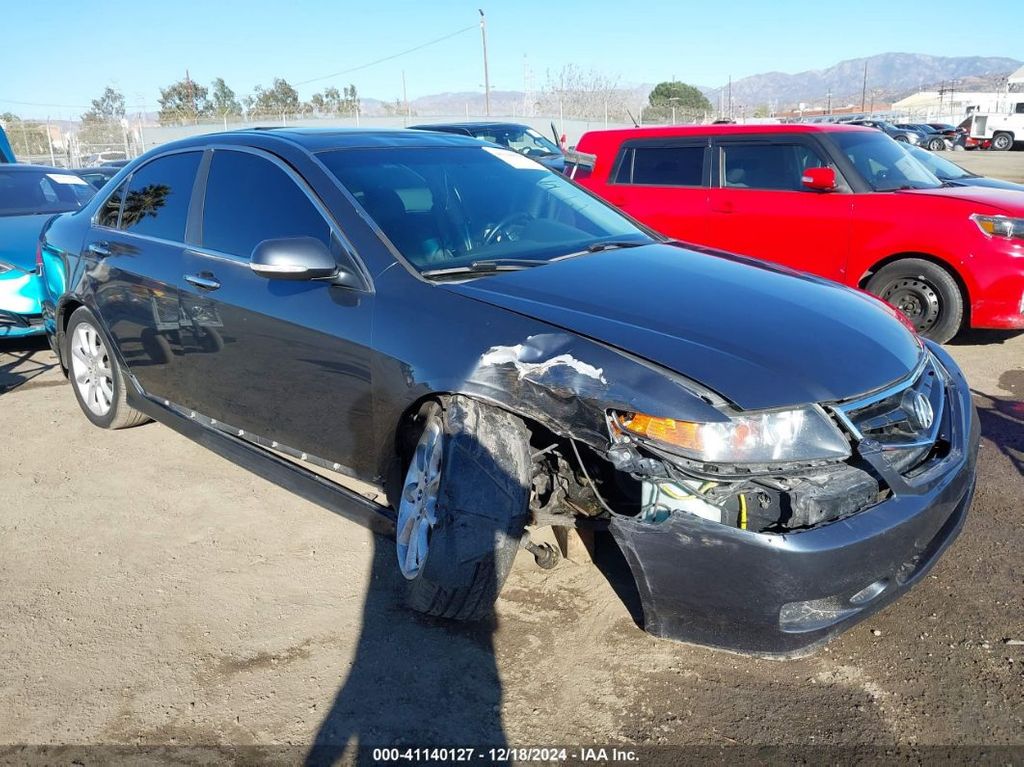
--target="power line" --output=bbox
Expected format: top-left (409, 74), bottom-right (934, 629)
top-left (294, 24), bottom-right (476, 86)
top-left (2, 20), bottom-right (480, 114)
top-left (0, 97), bottom-right (94, 108)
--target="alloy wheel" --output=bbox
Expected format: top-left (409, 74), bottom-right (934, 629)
top-left (70, 323), bottom-right (114, 417)
top-left (396, 414), bottom-right (443, 579)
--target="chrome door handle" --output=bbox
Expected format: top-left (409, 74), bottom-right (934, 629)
top-left (184, 273), bottom-right (221, 291)
top-left (87, 241), bottom-right (111, 257)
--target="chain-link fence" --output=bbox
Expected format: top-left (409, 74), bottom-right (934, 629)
top-left (3, 105), bottom-right (981, 170)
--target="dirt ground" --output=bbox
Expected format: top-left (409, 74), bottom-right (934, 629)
top-left (948, 148), bottom-right (1024, 182)
top-left (1, 319), bottom-right (1023, 763)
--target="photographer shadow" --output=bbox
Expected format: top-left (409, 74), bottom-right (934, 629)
top-left (305, 534), bottom-right (508, 766)
top-left (306, 396), bottom-right (511, 766)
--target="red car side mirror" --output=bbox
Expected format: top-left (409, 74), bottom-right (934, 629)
top-left (801, 167), bottom-right (838, 192)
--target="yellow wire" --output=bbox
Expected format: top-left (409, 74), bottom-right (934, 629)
top-left (739, 494), bottom-right (747, 530)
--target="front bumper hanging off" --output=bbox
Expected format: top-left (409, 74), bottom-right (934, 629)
top-left (609, 347), bottom-right (980, 657)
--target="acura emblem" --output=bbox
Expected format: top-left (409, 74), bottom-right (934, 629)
top-left (902, 390), bottom-right (934, 431)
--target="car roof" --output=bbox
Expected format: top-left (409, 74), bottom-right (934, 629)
top-left (579, 122), bottom-right (875, 144)
top-left (410, 121), bottom-right (532, 132)
top-left (154, 127), bottom-right (488, 155)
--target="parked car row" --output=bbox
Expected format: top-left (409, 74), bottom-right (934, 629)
top-left (0, 164), bottom-right (95, 337)
top-left (28, 125), bottom-right (984, 656)
top-left (572, 123), bottom-right (1024, 343)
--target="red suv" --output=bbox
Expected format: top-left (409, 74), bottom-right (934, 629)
top-left (575, 124), bottom-right (1024, 342)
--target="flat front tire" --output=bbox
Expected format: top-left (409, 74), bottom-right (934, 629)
top-left (398, 396), bottom-right (531, 622)
top-left (866, 259), bottom-right (964, 344)
top-left (65, 306), bottom-right (150, 430)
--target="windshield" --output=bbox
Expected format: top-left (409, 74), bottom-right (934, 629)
top-left (469, 126), bottom-right (561, 158)
top-left (903, 144), bottom-right (973, 180)
top-left (829, 131), bottom-right (942, 191)
top-left (320, 146), bottom-right (650, 273)
top-left (0, 169), bottom-right (96, 216)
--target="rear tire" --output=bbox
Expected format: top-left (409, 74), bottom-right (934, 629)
top-left (66, 306), bottom-right (150, 429)
top-left (866, 259), bottom-right (964, 344)
top-left (991, 132), bottom-right (1014, 151)
top-left (398, 396), bottom-right (531, 622)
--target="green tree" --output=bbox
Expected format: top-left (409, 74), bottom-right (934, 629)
top-left (246, 78), bottom-right (301, 117)
top-left (158, 77), bottom-right (211, 125)
top-left (307, 83), bottom-right (360, 116)
top-left (210, 77), bottom-right (242, 119)
top-left (0, 113), bottom-right (50, 157)
top-left (646, 81), bottom-right (712, 122)
top-left (79, 86), bottom-right (127, 149)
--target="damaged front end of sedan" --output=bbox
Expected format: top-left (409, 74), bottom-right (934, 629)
top-left (465, 333), bottom-right (979, 658)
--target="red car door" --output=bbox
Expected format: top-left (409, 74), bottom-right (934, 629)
top-left (593, 138), bottom-right (711, 244)
top-left (706, 136), bottom-right (853, 282)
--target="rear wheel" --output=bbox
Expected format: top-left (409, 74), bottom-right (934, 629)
top-left (398, 396), bottom-right (531, 621)
top-left (894, 135), bottom-right (909, 143)
top-left (866, 259), bottom-right (964, 343)
top-left (66, 306), bottom-right (150, 429)
top-left (991, 132), bottom-right (1014, 151)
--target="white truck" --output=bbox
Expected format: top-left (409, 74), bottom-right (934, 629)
top-left (965, 103), bottom-right (1024, 151)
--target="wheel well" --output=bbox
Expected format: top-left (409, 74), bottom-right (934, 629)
top-left (60, 298), bottom-right (83, 334)
top-left (54, 298), bottom-right (84, 372)
top-left (859, 252), bottom-right (971, 324)
top-left (386, 391), bottom-right (570, 509)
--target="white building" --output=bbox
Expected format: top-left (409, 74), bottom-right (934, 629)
top-left (892, 89), bottom-right (1024, 122)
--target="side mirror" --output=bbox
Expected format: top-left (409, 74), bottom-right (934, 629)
top-left (250, 237), bottom-right (338, 281)
top-left (801, 167), bottom-right (838, 192)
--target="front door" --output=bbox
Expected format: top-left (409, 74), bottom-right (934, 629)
top-left (176, 148), bottom-right (375, 477)
top-left (706, 137), bottom-right (852, 281)
top-left (86, 150), bottom-right (203, 402)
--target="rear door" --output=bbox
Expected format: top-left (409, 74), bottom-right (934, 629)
top-left (597, 138), bottom-right (711, 243)
top-left (176, 147), bottom-right (375, 475)
top-left (86, 150), bottom-right (202, 402)
top-left (706, 136), bottom-right (852, 280)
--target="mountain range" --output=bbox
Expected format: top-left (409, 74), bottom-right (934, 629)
top-left (385, 52), bottom-right (1021, 116)
top-left (709, 53), bottom-right (1022, 110)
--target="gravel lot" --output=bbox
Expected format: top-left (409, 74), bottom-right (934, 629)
top-left (2, 151), bottom-right (1024, 760)
top-left (2, 326), bottom-right (1022, 760)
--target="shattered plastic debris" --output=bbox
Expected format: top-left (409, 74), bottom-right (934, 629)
top-left (479, 337), bottom-right (608, 385)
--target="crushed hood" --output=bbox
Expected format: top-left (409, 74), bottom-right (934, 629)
top-left (444, 244), bottom-right (923, 411)
top-left (0, 214), bottom-right (48, 271)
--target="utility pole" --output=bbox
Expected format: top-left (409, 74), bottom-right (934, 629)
top-left (185, 68), bottom-right (197, 124)
top-left (479, 9), bottom-right (491, 116)
top-left (46, 116), bottom-right (55, 165)
top-left (402, 70), bottom-right (410, 121)
top-left (861, 61), bottom-right (868, 112)
top-left (826, 88), bottom-right (832, 116)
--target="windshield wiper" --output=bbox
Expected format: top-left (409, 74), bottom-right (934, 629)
top-left (552, 240), bottom-right (650, 261)
top-left (421, 259), bottom-right (549, 278)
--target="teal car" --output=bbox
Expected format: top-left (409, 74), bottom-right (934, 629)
top-left (1, 165), bottom-right (94, 337)
top-left (0, 125), bottom-right (14, 163)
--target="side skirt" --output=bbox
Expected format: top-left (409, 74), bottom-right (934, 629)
top-left (127, 389), bottom-right (396, 537)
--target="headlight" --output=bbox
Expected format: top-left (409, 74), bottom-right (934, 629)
top-left (971, 214), bottom-right (1024, 242)
top-left (612, 406), bottom-right (851, 465)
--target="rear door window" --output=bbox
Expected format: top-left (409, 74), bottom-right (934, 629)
top-left (119, 152), bottom-right (201, 242)
top-left (201, 150), bottom-right (331, 258)
top-left (719, 142), bottom-right (829, 191)
top-left (614, 143), bottom-right (706, 186)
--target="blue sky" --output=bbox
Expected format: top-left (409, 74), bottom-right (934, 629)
top-left (2, 0), bottom-right (1021, 118)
